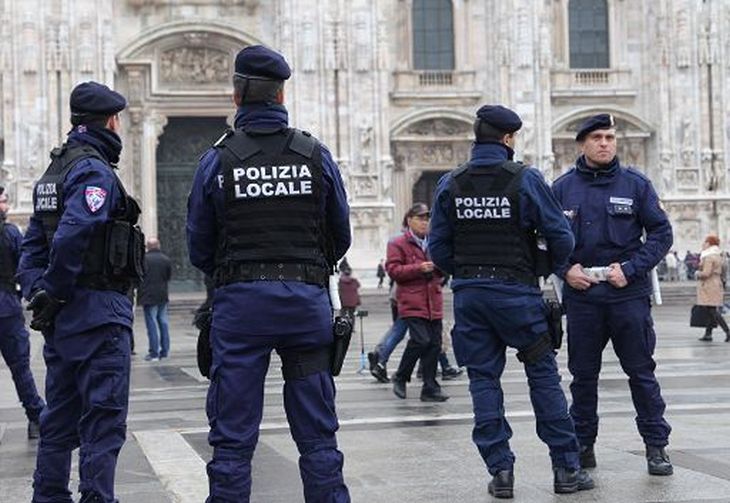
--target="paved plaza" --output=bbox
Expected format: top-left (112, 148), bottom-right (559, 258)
top-left (2, 285), bottom-right (730, 502)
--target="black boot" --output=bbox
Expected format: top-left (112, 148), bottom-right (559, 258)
top-left (553, 467), bottom-right (595, 494)
top-left (420, 389), bottom-right (449, 402)
top-left (698, 335), bottom-right (713, 341)
top-left (646, 445), bottom-right (673, 476)
top-left (392, 379), bottom-right (406, 399)
top-left (579, 444), bottom-right (596, 469)
top-left (487, 469), bottom-right (514, 499)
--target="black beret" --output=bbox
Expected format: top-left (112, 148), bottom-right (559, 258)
top-left (70, 81), bottom-right (127, 117)
top-left (476, 105), bottom-right (522, 134)
top-left (235, 45), bottom-right (291, 81)
top-left (575, 113), bottom-right (615, 141)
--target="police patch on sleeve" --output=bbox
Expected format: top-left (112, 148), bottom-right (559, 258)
top-left (84, 186), bottom-right (108, 213)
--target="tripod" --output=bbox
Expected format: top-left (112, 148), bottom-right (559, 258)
top-left (354, 310), bottom-right (369, 374)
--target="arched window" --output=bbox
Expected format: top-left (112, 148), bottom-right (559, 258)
top-left (412, 0), bottom-right (454, 70)
top-left (569, 0), bottom-right (609, 68)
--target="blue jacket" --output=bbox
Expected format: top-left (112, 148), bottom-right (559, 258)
top-left (551, 155), bottom-right (673, 303)
top-left (186, 104), bottom-right (351, 335)
top-left (17, 127), bottom-right (133, 338)
top-left (0, 222), bottom-right (23, 317)
top-left (429, 142), bottom-right (574, 295)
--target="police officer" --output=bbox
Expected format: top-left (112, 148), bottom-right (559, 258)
top-left (17, 81), bottom-right (143, 503)
top-left (187, 45), bottom-right (351, 502)
top-left (430, 105), bottom-right (594, 498)
top-left (552, 113), bottom-right (674, 476)
top-left (0, 186), bottom-right (45, 439)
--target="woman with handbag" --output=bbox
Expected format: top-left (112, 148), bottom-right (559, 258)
top-left (696, 234), bottom-right (730, 342)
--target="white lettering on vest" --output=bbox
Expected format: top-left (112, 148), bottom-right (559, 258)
top-left (232, 164), bottom-right (314, 199)
top-left (455, 196), bottom-right (511, 219)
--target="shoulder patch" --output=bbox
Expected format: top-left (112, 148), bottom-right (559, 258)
top-left (84, 186), bottom-right (108, 213)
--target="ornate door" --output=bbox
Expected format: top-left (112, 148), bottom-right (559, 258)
top-left (156, 116), bottom-right (228, 291)
top-left (412, 170), bottom-right (448, 209)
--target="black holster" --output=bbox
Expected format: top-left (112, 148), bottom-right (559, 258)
top-left (330, 316), bottom-right (353, 376)
top-left (544, 299), bottom-right (564, 350)
top-left (196, 325), bottom-right (212, 379)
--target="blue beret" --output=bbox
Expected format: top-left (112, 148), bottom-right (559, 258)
top-left (70, 81), bottom-right (127, 117)
top-left (235, 45), bottom-right (291, 81)
top-left (475, 105), bottom-right (522, 134)
top-left (575, 113), bottom-right (615, 141)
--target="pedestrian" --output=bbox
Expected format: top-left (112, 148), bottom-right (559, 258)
top-left (18, 81), bottom-right (144, 502)
top-left (552, 113), bottom-right (674, 476)
top-left (0, 186), bottom-right (45, 439)
top-left (430, 104), bottom-right (593, 498)
top-left (695, 235), bottom-right (730, 342)
top-left (376, 259), bottom-right (386, 288)
top-left (388, 203), bottom-right (449, 402)
top-left (138, 237), bottom-right (172, 361)
top-left (338, 266), bottom-right (361, 321)
top-left (367, 276), bottom-right (407, 383)
top-left (664, 251), bottom-right (678, 282)
top-left (186, 45), bottom-right (351, 502)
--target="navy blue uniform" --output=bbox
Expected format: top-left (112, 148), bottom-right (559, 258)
top-left (552, 155), bottom-right (673, 449)
top-left (18, 125), bottom-right (132, 503)
top-left (187, 104), bottom-right (351, 502)
top-left (430, 142), bottom-right (581, 474)
top-left (0, 222), bottom-right (45, 423)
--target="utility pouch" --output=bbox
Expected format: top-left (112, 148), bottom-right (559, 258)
top-left (107, 221), bottom-right (131, 274)
top-left (545, 299), bottom-right (564, 349)
top-left (330, 316), bottom-right (354, 376)
top-left (129, 225), bottom-right (146, 281)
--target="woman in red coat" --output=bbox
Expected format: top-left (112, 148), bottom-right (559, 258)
top-left (386, 203), bottom-right (448, 402)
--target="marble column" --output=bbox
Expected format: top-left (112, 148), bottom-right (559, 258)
top-left (140, 112), bottom-right (167, 239)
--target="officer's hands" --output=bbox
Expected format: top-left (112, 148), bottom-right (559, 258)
top-left (27, 290), bottom-right (64, 332)
top-left (420, 261), bottom-right (435, 273)
top-left (565, 264), bottom-right (599, 291)
top-left (606, 263), bottom-right (628, 288)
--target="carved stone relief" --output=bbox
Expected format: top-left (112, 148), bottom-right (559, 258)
top-left (159, 46), bottom-right (229, 85)
top-left (659, 150), bottom-right (674, 193)
top-left (21, 12), bottom-right (38, 74)
top-left (77, 16), bottom-right (95, 74)
top-left (402, 119), bottom-right (471, 138)
top-left (675, 7), bottom-right (691, 68)
top-left (676, 168), bottom-right (700, 189)
top-left (393, 142), bottom-right (470, 167)
top-left (300, 18), bottom-right (317, 73)
top-left (354, 13), bottom-right (371, 72)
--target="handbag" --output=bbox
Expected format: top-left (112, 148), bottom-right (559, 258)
top-left (690, 305), bottom-right (718, 328)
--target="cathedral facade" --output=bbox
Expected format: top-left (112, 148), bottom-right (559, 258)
top-left (1, 0), bottom-right (728, 288)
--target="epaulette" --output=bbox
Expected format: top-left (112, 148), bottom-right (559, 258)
top-left (452, 162), bottom-right (471, 179)
top-left (289, 129), bottom-right (318, 159)
top-left (625, 165), bottom-right (649, 181)
top-left (552, 166), bottom-right (576, 184)
top-left (212, 128), bottom-right (234, 148)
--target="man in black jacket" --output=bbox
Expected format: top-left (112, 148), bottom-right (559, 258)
top-left (138, 238), bottom-right (172, 361)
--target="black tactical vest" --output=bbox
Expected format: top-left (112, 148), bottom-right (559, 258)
top-left (214, 128), bottom-right (328, 286)
top-left (450, 161), bottom-right (537, 285)
top-left (32, 144), bottom-right (145, 293)
top-left (0, 223), bottom-right (16, 292)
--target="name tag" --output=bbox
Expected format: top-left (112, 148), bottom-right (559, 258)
top-left (609, 196), bottom-right (633, 205)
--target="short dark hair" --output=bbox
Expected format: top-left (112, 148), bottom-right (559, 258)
top-left (233, 74), bottom-right (284, 104)
top-left (473, 119), bottom-right (508, 143)
top-left (70, 114), bottom-right (113, 129)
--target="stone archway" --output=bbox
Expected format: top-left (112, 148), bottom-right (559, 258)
top-left (115, 22), bottom-right (262, 290)
top-left (390, 111), bottom-right (473, 227)
top-left (551, 110), bottom-right (652, 180)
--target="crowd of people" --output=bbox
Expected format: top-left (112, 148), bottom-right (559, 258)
top-left (0, 41), bottom-right (727, 503)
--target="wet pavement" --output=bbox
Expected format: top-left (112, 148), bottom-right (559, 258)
top-left (2, 288), bottom-right (730, 502)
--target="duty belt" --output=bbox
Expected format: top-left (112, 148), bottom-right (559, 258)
top-left (215, 262), bottom-right (329, 288)
top-left (76, 276), bottom-right (132, 295)
top-left (454, 265), bottom-right (538, 287)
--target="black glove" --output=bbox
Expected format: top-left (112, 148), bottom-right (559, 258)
top-left (27, 290), bottom-right (64, 332)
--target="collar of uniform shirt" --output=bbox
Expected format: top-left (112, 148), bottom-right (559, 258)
top-left (470, 141), bottom-right (514, 165)
top-left (234, 104), bottom-right (288, 131)
top-left (575, 154), bottom-right (619, 178)
top-left (67, 124), bottom-right (122, 166)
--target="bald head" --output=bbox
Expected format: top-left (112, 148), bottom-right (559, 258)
top-left (146, 238), bottom-right (160, 251)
